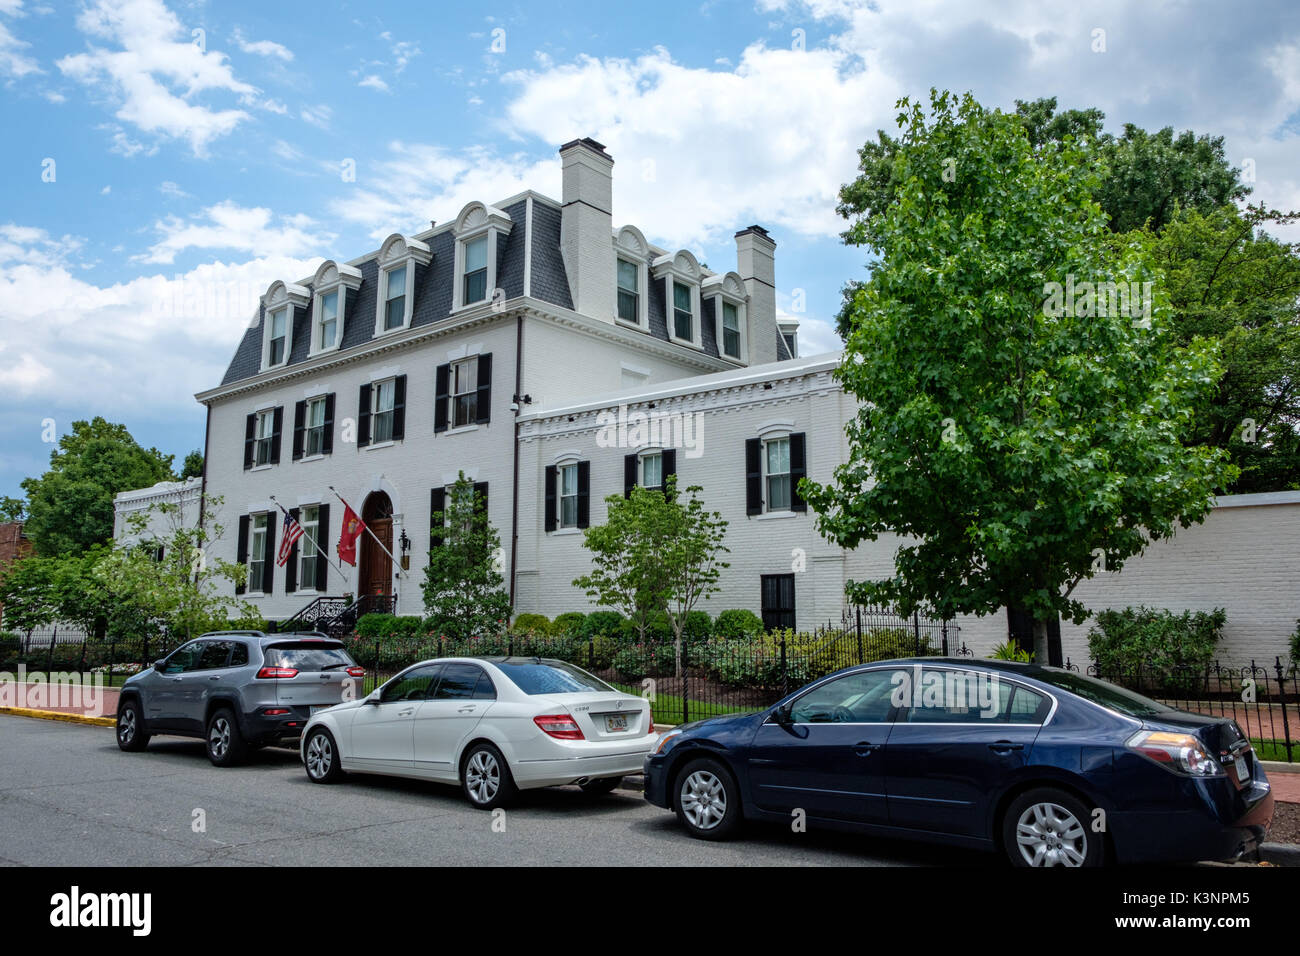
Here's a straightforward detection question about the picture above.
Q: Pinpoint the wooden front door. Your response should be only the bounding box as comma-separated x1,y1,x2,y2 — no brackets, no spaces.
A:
360,493,393,597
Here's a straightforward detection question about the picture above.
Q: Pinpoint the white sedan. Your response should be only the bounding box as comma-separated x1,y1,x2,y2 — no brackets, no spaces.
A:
299,656,656,808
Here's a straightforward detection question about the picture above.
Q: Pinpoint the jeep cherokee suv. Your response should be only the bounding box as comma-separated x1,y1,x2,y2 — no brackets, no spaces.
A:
115,631,364,766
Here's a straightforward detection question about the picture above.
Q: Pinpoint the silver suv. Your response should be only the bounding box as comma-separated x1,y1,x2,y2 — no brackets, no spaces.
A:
116,632,364,766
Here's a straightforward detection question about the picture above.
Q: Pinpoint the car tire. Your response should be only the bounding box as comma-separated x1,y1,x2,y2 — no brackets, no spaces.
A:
1002,787,1104,868
205,707,248,767
578,775,622,795
461,743,517,810
116,699,150,752
303,727,344,784
674,757,742,840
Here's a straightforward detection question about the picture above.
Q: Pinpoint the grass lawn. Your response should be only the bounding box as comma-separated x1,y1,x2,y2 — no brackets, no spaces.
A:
5,670,139,688
608,681,753,725
1252,738,1298,762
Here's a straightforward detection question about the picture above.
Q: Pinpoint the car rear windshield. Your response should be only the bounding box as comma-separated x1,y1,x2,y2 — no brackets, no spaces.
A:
1029,670,1167,718
264,642,355,672
493,659,614,695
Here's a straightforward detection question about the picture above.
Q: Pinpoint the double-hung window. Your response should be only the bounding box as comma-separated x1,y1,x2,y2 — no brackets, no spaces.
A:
254,410,276,466
617,259,639,324
305,397,327,457
463,236,488,305
298,506,319,591
383,265,407,331
722,301,741,359
765,437,791,511
559,463,579,529
267,308,288,366
640,452,663,491
372,380,396,443
452,357,477,427
673,281,693,341
318,291,339,350
248,514,268,592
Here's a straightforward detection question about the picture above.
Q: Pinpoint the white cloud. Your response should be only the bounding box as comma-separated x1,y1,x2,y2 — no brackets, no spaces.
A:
100,185,111,195
139,200,331,265
158,179,190,198
0,11,40,78
300,103,332,129
231,27,293,62
56,0,259,156
42,89,64,103
358,74,389,93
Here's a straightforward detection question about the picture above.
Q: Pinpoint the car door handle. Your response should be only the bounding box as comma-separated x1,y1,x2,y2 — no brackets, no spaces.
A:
397,708,415,717
458,705,477,714
208,675,221,681
989,741,1024,754
853,741,879,756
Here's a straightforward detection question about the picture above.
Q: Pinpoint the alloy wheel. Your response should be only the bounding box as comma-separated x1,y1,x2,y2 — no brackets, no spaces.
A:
209,717,231,760
1015,801,1088,867
465,751,500,804
680,769,727,830
306,733,332,779
118,708,135,744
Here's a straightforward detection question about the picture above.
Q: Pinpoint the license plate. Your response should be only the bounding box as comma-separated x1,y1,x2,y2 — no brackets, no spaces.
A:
1234,755,1250,783
310,705,329,716
604,714,628,733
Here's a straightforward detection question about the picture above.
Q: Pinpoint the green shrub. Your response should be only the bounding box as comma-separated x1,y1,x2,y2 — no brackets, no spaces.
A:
612,642,675,679
512,613,552,635
713,609,764,640
681,610,713,643
1087,606,1225,677
355,613,398,638
619,612,673,643
861,627,935,662
989,640,1032,663
1289,620,1299,670
696,632,814,688
551,612,586,638
580,611,625,641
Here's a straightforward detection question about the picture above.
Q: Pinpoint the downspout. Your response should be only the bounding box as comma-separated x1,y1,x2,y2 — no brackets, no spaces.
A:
195,402,211,587
509,312,523,606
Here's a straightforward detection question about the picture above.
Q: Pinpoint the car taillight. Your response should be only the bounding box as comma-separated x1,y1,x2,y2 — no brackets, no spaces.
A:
1126,730,1223,776
534,714,585,740
264,708,290,716
256,666,298,679
647,713,656,734
346,666,365,678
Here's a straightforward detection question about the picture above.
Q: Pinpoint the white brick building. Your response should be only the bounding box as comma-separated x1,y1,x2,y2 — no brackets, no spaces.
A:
188,137,1300,666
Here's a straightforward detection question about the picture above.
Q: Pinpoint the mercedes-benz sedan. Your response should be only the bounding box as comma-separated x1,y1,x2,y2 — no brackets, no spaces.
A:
643,659,1274,866
301,656,655,808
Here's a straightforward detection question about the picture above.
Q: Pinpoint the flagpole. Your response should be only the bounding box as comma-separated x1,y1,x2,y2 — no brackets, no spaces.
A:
328,486,407,580
269,496,351,583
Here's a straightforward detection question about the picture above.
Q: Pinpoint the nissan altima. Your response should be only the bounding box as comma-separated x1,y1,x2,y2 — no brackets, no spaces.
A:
643,658,1274,866
301,656,655,808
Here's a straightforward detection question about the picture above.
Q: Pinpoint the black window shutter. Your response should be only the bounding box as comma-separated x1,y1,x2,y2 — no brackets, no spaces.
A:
662,449,677,491
745,438,762,515
235,515,249,594
429,487,446,549
316,503,330,591
270,406,284,464
285,507,299,593
392,374,407,441
577,461,590,529
544,466,557,532
262,513,276,595
473,481,489,520
476,353,492,424
243,414,255,470
789,432,807,512
292,401,306,461
624,454,637,498
357,383,371,448
321,393,335,455
434,363,450,432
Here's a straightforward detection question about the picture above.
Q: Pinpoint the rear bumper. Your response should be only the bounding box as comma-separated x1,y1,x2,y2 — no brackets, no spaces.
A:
643,753,672,809
1109,778,1275,864
511,744,654,789
241,706,313,743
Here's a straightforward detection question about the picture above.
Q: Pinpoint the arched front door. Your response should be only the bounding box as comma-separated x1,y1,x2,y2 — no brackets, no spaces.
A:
359,492,393,598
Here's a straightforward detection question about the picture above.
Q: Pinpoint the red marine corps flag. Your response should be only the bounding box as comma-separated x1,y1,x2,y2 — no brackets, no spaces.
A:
337,504,366,566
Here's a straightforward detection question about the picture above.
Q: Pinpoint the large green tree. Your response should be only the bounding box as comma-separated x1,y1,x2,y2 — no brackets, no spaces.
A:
422,473,511,641
21,417,175,556
803,90,1235,663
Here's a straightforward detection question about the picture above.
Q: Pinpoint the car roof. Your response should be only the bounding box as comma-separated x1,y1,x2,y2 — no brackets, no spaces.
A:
195,630,343,646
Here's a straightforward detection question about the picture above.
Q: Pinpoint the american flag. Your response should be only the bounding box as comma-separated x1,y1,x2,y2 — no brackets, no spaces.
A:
277,513,305,567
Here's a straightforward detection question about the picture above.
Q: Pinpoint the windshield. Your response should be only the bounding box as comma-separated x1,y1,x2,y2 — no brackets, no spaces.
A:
493,659,615,695
264,643,354,672
1030,669,1168,718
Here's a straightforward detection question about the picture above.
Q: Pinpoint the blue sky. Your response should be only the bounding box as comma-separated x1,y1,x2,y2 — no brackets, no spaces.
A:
2,0,1299,501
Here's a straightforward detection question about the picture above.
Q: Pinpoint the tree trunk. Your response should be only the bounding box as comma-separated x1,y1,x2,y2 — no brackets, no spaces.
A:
1032,616,1050,664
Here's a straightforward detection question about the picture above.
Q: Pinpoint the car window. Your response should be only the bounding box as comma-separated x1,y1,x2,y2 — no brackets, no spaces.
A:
493,660,614,695
1028,669,1166,718
432,663,486,700
381,665,442,703
229,643,249,667
788,669,898,723
198,640,234,670
264,643,355,672
471,672,497,700
162,642,203,674
1005,685,1050,724
902,667,1005,723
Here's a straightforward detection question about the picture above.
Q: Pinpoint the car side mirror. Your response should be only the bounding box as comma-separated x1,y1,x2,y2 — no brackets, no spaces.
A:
772,704,793,726
152,659,166,671
365,690,381,705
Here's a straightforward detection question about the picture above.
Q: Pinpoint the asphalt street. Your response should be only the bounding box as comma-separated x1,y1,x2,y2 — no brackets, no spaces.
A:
0,715,1001,867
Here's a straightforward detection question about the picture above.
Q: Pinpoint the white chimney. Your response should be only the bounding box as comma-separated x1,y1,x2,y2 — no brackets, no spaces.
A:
736,225,778,364
559,138,615,322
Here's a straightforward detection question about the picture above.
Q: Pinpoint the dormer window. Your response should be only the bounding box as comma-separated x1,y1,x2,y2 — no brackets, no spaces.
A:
463,236,488,304
311,260,362,357
672,282,693,341
617,259,639,323
704,271,748,363
452,201,513,313
260,280,309,372
374,234,431,337
652,249,703,349
613,226,651,329
722,302,741,357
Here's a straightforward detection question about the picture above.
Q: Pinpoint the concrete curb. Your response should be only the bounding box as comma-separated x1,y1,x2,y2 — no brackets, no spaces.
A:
0,706,115,728
1260,760,1299,774
1260,842,1300,867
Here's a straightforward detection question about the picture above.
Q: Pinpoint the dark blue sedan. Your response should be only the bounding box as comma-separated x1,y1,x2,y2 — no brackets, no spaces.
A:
643,659,1275,866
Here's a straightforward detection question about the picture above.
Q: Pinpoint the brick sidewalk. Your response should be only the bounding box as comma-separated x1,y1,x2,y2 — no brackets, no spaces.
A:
1266,769,1300,804
0,682,118,719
